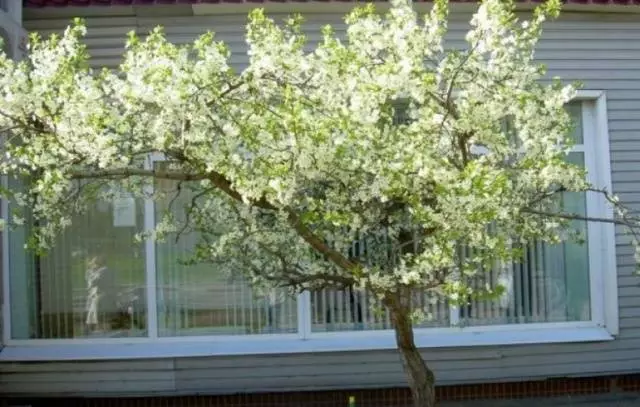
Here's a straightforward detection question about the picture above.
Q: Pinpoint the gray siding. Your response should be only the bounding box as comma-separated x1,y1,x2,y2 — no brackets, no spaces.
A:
2,5,640,397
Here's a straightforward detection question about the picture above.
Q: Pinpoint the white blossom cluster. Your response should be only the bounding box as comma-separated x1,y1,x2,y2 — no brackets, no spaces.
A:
0,0,602,307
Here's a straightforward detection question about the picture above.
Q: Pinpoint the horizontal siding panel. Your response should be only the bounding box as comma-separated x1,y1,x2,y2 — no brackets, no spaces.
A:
85,47,133,59
0,370,173,384
619,307,640,318
89,58,121,68
6,359,174,372
531,30,640,41
615,265,637,278
31,26,134,38
608,182,640,192
518,41,640,50
619,297,640,308
547,70,640,80
492,339,632,358
613,163,640,174
175,357,640,392
617,267,636,279
616,256,635,269
546,60,640,70
135,14,341,27
25,17,139,30
620,316,640,328
610,131,640,143
618,328,640,338
174,349,499,370
539,50,640,60
616,243,637,256
612,152,640,163
609,101,640,110
619,243,638,258
176,352,398,370
613,182,640,193
611,177,640,191
615,227,637,240
606,90,640,100
618,274,640,288
618,286,640,298
613,192,640,202
576,81,640,90
174,348,640,383
0,359,174,373
0,379,175,395
608,110,640,121
610,141,640,152
437,358,640,384
200,337,640,364
175,374,405,393
75,37,128,48
615,243,634,253
438,349,640,371
175,362,404,382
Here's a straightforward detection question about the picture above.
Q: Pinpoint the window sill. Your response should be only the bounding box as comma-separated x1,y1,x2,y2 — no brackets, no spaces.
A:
0,324,614,361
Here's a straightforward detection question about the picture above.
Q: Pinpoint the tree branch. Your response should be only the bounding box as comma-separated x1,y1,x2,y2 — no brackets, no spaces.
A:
70,165,360,273
247,261,355,290
523,208,629,226
173,186,217,243
285,211,359,272
235,237,357,290
69,168,209,181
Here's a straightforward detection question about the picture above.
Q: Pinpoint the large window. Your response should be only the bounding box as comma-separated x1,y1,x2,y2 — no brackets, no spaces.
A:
3,94,617,350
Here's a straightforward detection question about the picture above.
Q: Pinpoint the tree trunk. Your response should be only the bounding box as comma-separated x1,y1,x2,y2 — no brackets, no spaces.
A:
391,307,436,407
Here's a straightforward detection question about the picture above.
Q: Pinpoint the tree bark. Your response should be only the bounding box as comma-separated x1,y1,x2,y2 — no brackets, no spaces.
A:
391,307,436,407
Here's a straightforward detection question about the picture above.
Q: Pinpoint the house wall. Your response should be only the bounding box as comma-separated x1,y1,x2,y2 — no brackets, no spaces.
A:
1,4,640,397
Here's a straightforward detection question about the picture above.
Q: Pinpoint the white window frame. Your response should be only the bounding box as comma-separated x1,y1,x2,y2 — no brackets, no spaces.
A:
0,90,618,361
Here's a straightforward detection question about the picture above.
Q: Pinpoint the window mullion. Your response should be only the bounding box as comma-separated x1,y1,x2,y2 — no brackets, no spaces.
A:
449,303,461,327
449,266,461,327
297,291,311,339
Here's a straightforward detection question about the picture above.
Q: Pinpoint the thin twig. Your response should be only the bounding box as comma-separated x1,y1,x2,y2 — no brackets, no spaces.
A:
523,209,628,226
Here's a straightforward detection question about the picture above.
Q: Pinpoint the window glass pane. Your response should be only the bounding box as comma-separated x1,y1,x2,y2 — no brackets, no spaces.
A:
154,175,297,336
0,33,9,58
310,234,449,332
10,184,147,339
393,100,411,125
566,102,583,144
461,152,590,326
311,288,448,332
561,151,590,321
